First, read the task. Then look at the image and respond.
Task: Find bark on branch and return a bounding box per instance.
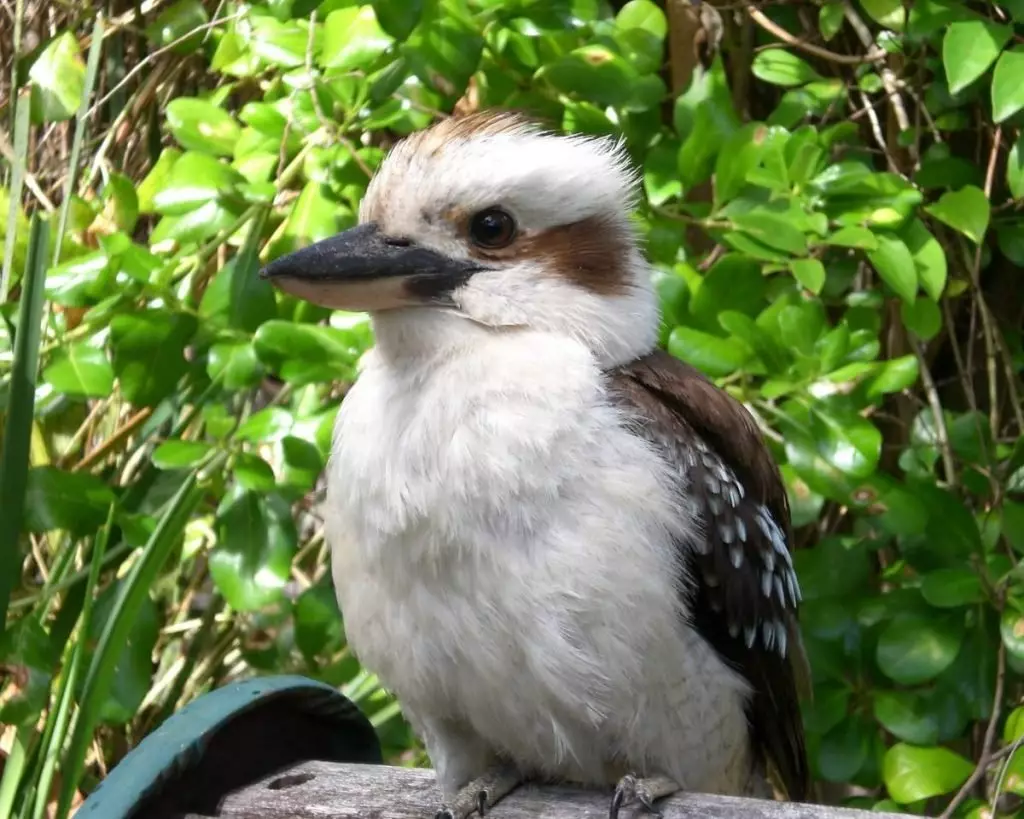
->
[172,760,912,819]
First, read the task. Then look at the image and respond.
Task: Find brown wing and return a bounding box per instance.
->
[608,348,810,801]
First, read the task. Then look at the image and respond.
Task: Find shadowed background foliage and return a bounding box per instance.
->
[0,0,1023,816]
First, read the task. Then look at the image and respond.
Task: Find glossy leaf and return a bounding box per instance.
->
[867,234,918,303]
[109,311,199,407]
[29,32,85,122]
[883,744,973,804]
[751,49,822,87]
[876,614,964,685]
[22,467,115,535]
[43,344,115,398]
[210,489,296,611]
[942,21,1010,94]
[322,6,394,71]
[992,47,1024,122]
[373,0,424,40]
[165,98,242,156]
[925,186,990,242]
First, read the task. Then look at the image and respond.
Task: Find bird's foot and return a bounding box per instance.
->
[608,773,679,819]
[434,763,523,819]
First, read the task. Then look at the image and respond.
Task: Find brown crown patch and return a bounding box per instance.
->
[409,109,555,156]
[466,214,632,296]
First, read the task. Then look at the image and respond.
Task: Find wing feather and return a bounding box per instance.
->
[608,349,810,801]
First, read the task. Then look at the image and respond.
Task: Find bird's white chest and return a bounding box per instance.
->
[325,331,749,789]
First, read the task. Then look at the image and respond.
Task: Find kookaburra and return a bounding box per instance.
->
[262,111,809,819]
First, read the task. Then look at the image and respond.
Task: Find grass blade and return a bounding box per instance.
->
[1,90,31,302]
[55,469,206,818]
[52,14,105,265]
[0,215,50,638]
[30,505,115,819]
[0,726,32,818]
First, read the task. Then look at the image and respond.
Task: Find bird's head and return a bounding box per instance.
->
[262,111,659,365]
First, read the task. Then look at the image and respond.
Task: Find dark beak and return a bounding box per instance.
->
[260,222,481,312]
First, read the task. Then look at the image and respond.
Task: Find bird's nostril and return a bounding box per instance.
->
[383,236,412,247]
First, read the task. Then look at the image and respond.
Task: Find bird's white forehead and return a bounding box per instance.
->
[360,113,639,236]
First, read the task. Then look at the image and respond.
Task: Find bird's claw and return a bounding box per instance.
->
[433,788,489,819]
[609,773,677,819]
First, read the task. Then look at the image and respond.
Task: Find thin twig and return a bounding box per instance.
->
[842,1,916,165]
[913,340,956,486]
[746,5,882,64]
[940,641,1006,818]
[73,408,153,472]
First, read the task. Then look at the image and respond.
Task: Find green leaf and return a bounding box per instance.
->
[137,148,181,214]
[165,98,242,156]
[42,344,114,398]
[873,691,940,746]
[151,153,244,215]
[236,407,294,443]
[1004,500,1024,552]
[942,21,1010,95]
[865,355,919,399]
[152,440,213,470]
[867,234,918,302]
[145,0,210,55]
[921,568,985,608]
[538,46,662,110]
[22,467,115,535]
[876,614,964,685]
[85,583,160,723]
[901,296,942,340]
[250,17,311,68]
[1008,133,1024,200]
[102,172,140,234]
[823,225,878,250]
[253,320,364,384]
[406,15,484,96]
[643,142,682,206]
[110,311,198,406]
[210,489,296,611]
[899,218,947,300]
[373,0,424,40]
[731,211,808,255]
[208,341,263,390]
[819,4,844,40]
[817,716,872,782]
[883,743,973,804]
[1000,610,1024,666]
[860,0,905,30]
[925,186,989,243]
[992,47,1024,123]
[752,48,822,87]
[295,583,344,660]
[28,32,86,122]
[0,619,55,726]
[713,124,767,206]
[789,258,826,294]
[322,6,393,71]
[616,0,667,38]
[667,327,750,377]
[233,453,277,493]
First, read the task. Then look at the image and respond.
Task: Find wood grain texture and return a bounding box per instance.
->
[178,761,913,819]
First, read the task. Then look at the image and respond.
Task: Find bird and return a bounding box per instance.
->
[261,110,810,819]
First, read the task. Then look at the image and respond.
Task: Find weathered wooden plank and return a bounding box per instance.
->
[198,761,912,819]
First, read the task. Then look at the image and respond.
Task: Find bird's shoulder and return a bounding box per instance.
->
[605,348,811,802]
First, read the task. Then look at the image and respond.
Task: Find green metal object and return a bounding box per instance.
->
[76,675,382,819]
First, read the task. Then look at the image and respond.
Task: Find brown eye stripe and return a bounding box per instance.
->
[457,214,629,296]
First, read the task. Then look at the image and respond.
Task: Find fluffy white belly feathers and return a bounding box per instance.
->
[325,325,752,797]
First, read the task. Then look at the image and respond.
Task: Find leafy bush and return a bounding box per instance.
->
[0,0,1022,816]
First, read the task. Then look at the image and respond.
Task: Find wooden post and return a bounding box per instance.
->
[172,760,912,818]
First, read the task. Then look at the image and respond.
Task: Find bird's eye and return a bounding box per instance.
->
[469,208,517,249]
